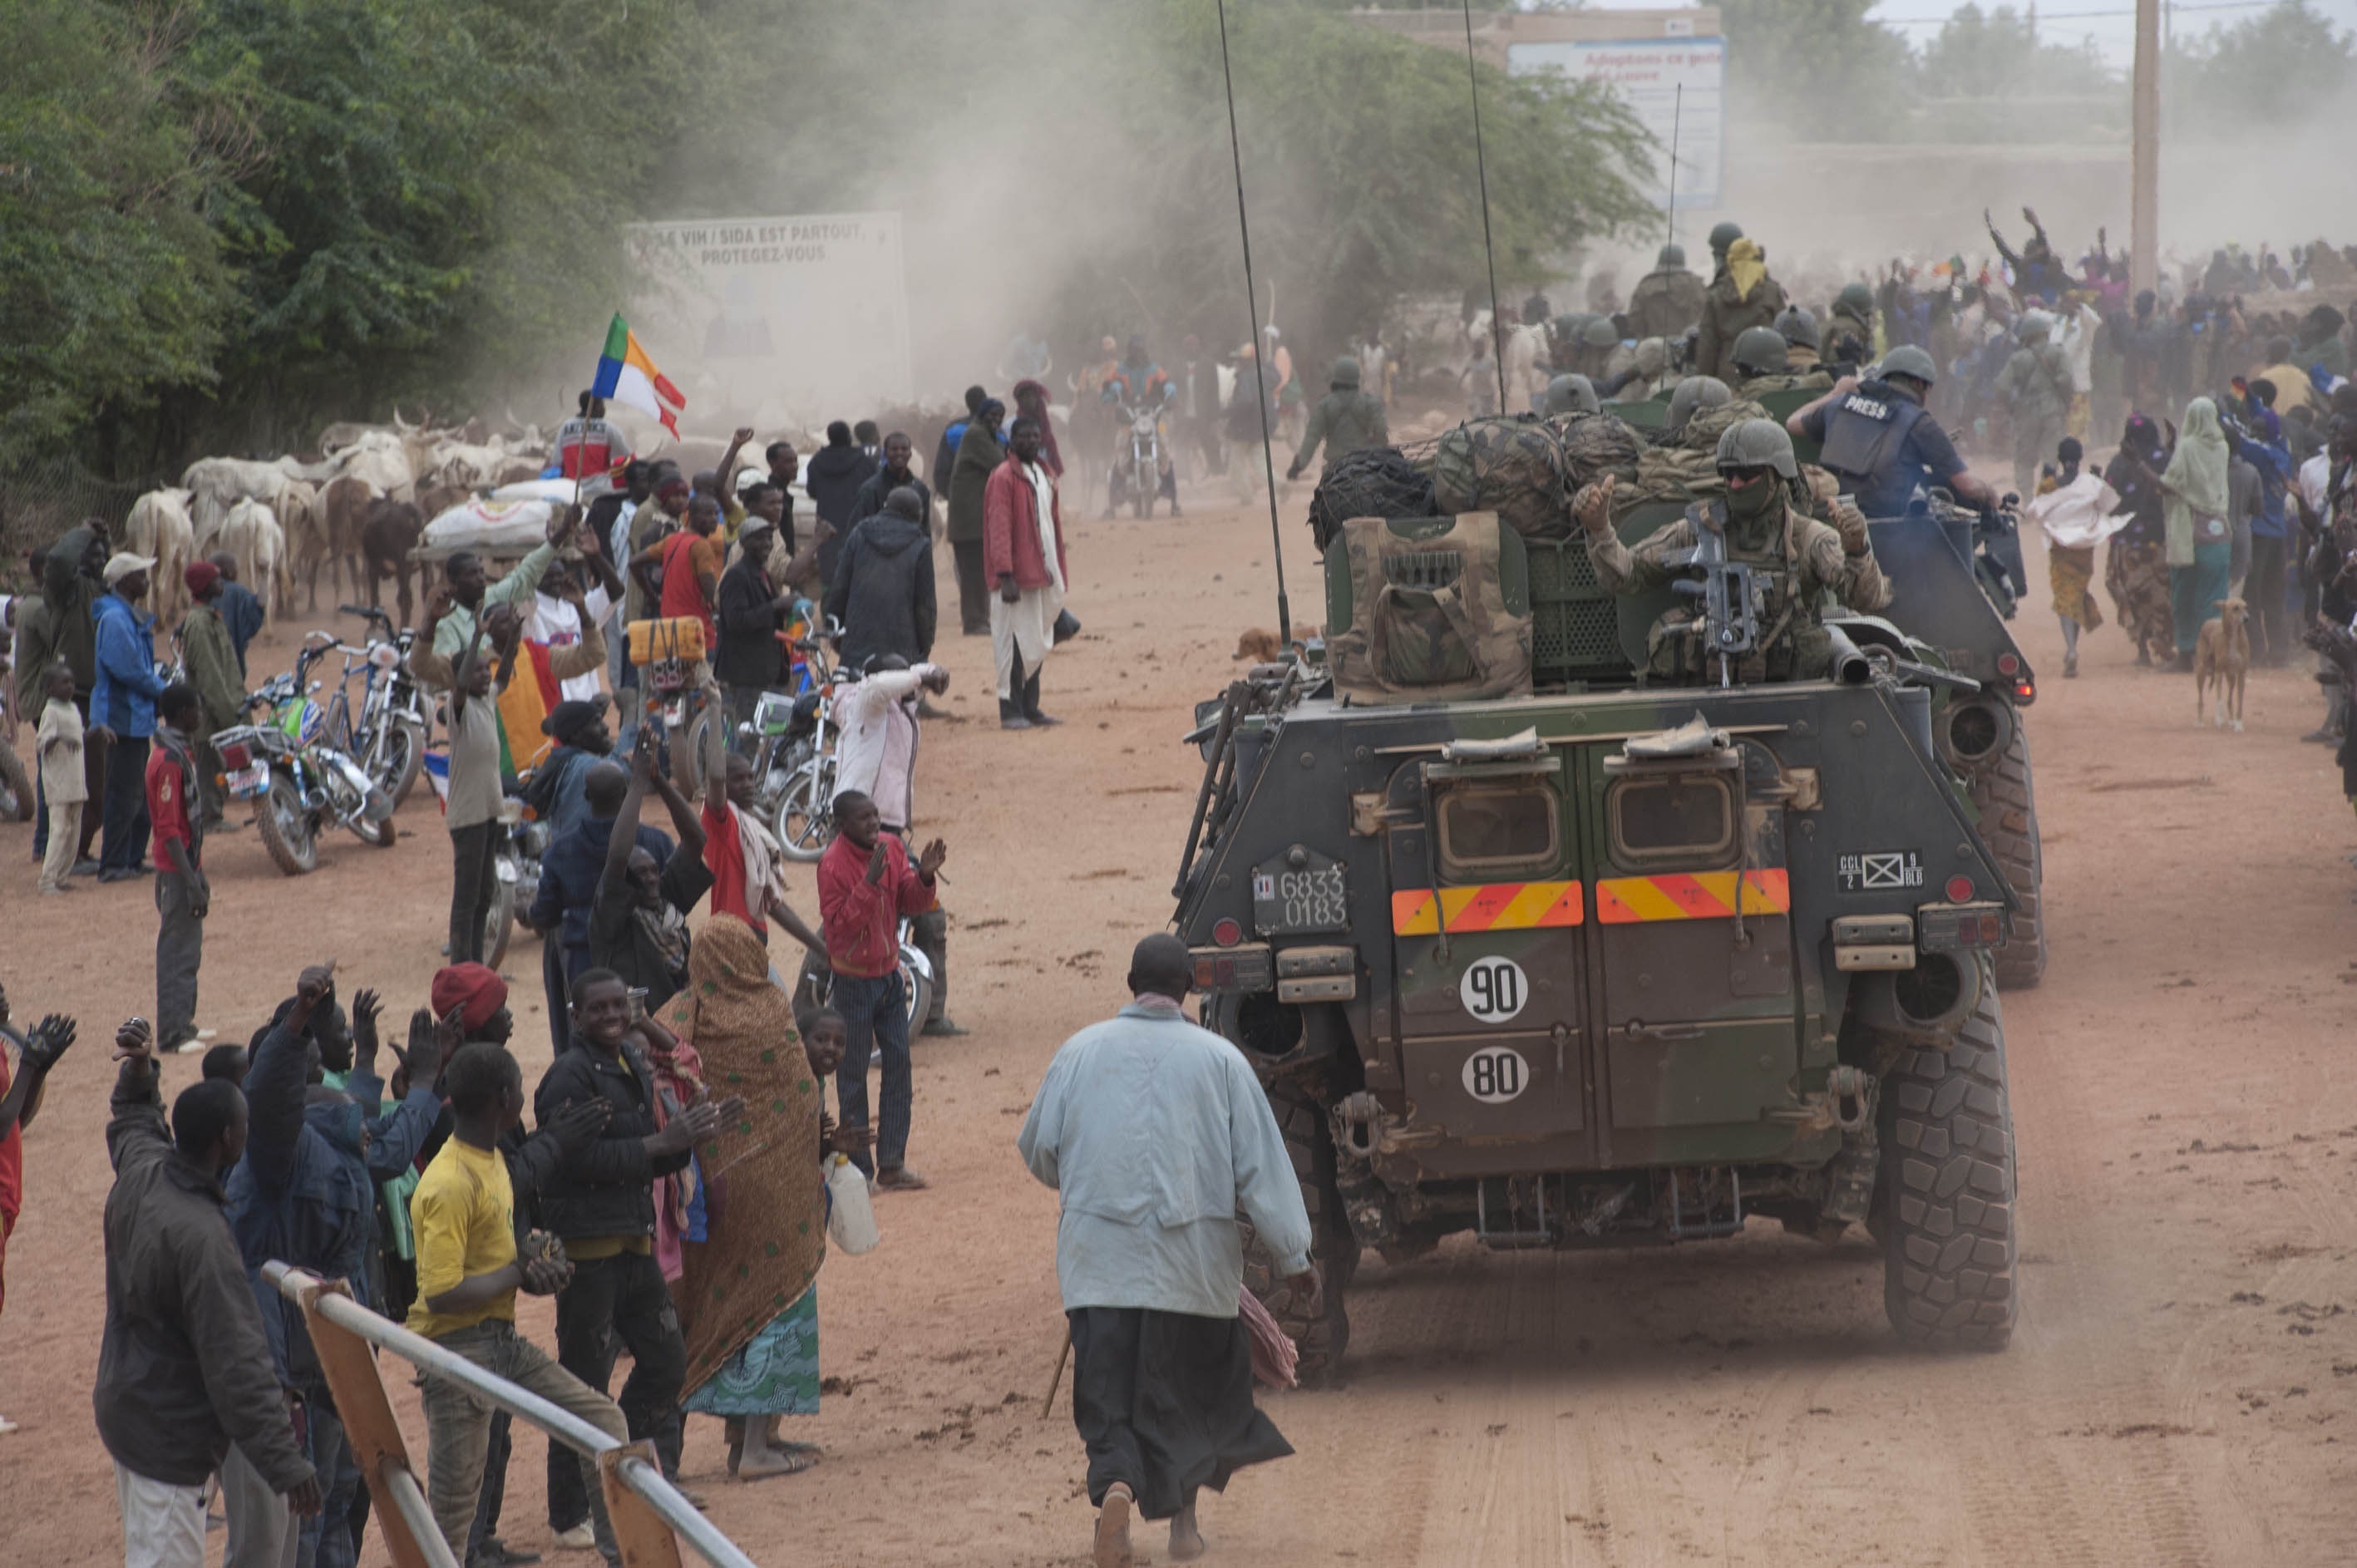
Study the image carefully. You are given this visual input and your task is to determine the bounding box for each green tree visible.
[1714,0,1911,136]
[0,0,231,466]
[2166,0,2356,127]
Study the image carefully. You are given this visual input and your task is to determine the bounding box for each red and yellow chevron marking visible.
[1391,880,1585,935]
[1595,870,1790,924]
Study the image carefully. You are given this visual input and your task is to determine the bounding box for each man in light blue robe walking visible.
[1018,933,1319,1568]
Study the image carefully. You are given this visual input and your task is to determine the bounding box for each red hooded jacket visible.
[982,456,1071,591]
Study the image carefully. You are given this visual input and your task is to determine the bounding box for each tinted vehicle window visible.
[1437,784,1558,877]
[1610,774,1735,865]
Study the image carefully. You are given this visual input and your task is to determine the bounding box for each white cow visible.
[217,496,291,619]
[124,489,198,631]
[321,428,415,504]
[182,457,297,553]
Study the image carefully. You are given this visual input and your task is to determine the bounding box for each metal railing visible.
[264,1262,759,1568]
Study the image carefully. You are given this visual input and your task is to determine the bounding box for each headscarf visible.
[184,560,220,599]
[665,915,826,1389]
[430,964,508,1034]
[1011,377,1063,476]
[1726,237,1768,303]
[2159,397,2231,566]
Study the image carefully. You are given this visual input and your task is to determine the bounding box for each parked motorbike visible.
[792,916,934,1038]
[337,604,431,805]
[213,635,396,875]
[483,795,547,969]
[738,626,851,862]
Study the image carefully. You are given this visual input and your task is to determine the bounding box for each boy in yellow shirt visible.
[409,1043,628,1564]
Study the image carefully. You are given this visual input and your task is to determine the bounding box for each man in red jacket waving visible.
[816,790,946,1190]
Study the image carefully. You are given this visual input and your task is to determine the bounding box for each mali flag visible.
[592,314,686,437]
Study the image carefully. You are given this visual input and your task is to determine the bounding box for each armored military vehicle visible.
[1173,506,2021,1383]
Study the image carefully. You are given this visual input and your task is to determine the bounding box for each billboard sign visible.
[623,212,912,427]
[1508,37,1727,210]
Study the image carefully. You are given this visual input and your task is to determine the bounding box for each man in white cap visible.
[91,551,165,883]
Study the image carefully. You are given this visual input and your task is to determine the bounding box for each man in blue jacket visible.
[92,552,166,882]
[224,964,443,1568]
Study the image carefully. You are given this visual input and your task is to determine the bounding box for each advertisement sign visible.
[1509,38,1727,210]
[623,212,912,425]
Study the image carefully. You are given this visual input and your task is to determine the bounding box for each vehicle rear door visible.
[1575,742,1798,1159]
[1382,749,1593,1172]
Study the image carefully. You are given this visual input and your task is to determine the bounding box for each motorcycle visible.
[739,626,852,863]
[483,795,547,969]
[212,634,396,875]
[337,604,432,806]
[792,916,934,1040]
[1107,400,1171,519]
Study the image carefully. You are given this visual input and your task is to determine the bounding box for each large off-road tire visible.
[1970,724,2046,990]
[0,740,32,822]
[1879,955,2017,1350]
[1241,1081,1356,1386]
[254,772,318,875]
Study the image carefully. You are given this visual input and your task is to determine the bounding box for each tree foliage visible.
[2166,0,2357,127]
[1918,4,2111,99]
[1714,0,1911,137]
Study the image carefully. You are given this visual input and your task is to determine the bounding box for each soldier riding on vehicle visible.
[1575,419,1890,683]
[1786,344,1995,520]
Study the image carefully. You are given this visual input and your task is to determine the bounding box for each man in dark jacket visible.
[930,387,987,515]
[100,1015,320,1562]
[713,513,791,740]
[826,488,938,670]
[225,969,441,1568]
[948,400,1007,636]
[803,421,878,591]
[530,763,674,1001]
[535,973,738,1537]
[1285,357,1388,481]
[849,431,933,535]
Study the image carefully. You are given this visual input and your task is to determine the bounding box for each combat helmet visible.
[1543,374,1600,417]
[1877,343,1937,387]
[1732,326,1790,377]
[1583,317,1620,348]
[1715,417,1799,480]
[1666,374,1733,431]
[1656,243,1687,270]
[1708,220,1743,256]
[1330,355,1362,390]
[1835,282,1874,320]
[1775,306,1819,350]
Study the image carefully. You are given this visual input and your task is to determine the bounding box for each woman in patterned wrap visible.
[668,914,846,1478]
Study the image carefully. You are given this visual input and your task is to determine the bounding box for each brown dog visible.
[1232,624,1322,663]
[2193,596,2249,732]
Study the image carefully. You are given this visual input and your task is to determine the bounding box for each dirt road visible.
[2,494,2352,1566]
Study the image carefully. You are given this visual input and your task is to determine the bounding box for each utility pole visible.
[2131,0,2159,294]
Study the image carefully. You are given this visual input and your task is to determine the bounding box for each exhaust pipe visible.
[1853,951,1980,1042]
[1824,624,1875,686]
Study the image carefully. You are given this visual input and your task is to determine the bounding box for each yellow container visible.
[626,616,706,666]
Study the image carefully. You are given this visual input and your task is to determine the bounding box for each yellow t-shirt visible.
[406,1137,517,1339]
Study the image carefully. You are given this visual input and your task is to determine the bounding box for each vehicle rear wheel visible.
[1879,954,2016,1350]
[1970,725,2046,990]
[254,772,318,875]
[0,740,32,822]
[773,759,836,862]
[1240,1079,1356,1386]
[351,806,397,849]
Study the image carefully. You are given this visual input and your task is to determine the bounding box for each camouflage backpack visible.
[1430,416,1571,539]
[1328,513,1533,703]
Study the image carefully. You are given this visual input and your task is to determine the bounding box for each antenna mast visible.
[1214,0,1292,648]
[1664,83,1682,251]
[1460,0,1508,414]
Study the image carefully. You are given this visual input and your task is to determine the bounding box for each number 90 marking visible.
[1457,955,1528,1023]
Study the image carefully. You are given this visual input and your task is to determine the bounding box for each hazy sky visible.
[1578,0,2357,71]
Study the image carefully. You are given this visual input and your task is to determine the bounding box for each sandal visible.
[736,1447,820,1480]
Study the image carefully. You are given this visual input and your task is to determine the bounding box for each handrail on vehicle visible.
[263,1262,760,1568]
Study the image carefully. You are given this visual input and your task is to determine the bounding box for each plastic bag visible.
[826,1154,880,1255]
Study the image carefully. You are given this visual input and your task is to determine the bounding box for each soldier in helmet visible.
[1822,283,1876,376]
[1787,344,1996,520]
[1629,244,1708,343]
[1728,326,1829,399]
[1542,374,1600,417]
[1569,315,1622,381]
[1572,419,1891,683]
[1285,356,1388,481]
[1775,307,1821,371]
[1995,313,2074,496]
[1694,226,1788,386]
[1664,374,1733,436]
[1602,338,1675,403]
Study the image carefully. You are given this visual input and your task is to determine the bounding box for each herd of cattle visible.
[122,413,555,631]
